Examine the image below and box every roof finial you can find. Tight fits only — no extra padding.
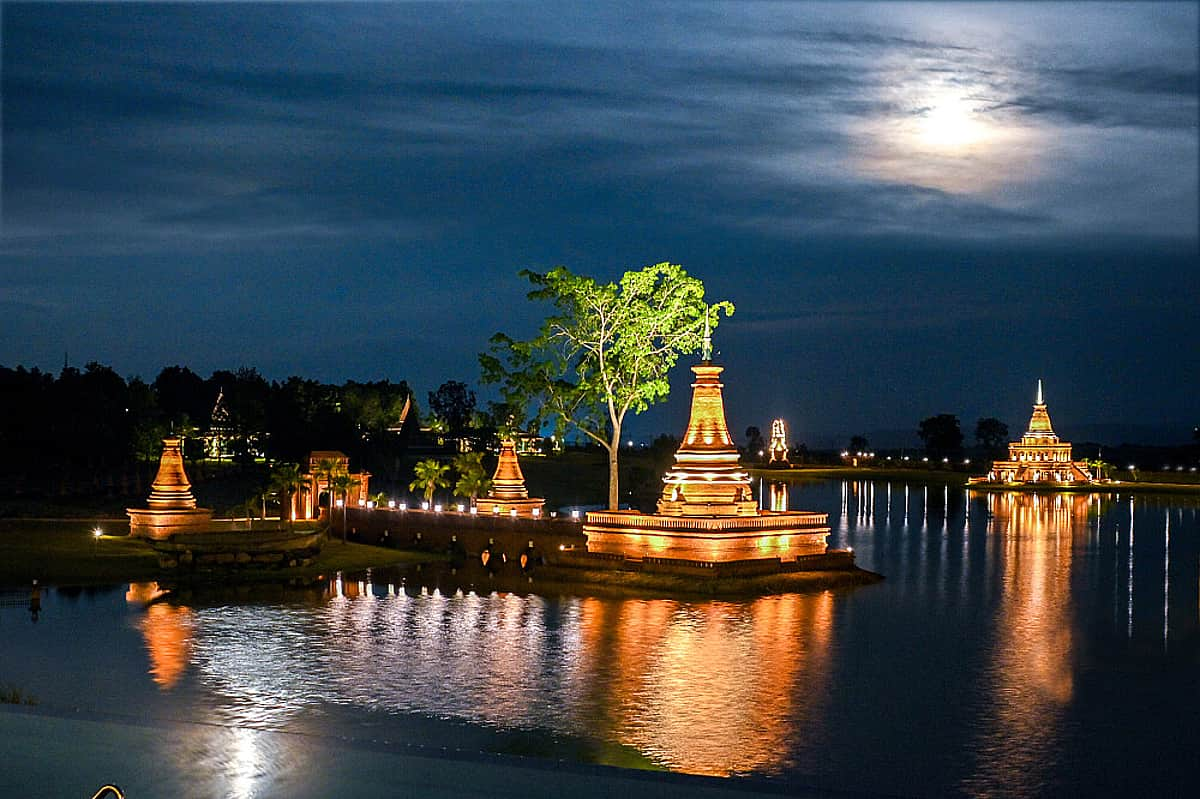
[701,307,712,362]
[1036,378,1043,405]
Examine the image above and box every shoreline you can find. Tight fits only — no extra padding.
[0,517,882,599]
[750,466,1200,494]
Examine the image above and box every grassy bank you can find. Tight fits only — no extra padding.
[0,519,440,587]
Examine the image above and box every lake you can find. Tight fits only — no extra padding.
[2,480,1197,797]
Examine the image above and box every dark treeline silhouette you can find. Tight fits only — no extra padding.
[0,363,416,501]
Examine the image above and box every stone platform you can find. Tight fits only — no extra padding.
[582,509,830,563]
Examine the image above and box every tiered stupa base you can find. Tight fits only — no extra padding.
[476,439,545,519]
[476,497,545,518]
[582,357,831,568]
[127,436,216,540]
[584,509,829,563]
[128,507,216,541]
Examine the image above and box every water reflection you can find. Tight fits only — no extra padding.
[572,592,834,775]
[963,492,1090,796]
[86,481,1200,796]
[128,583,194,689]
[128,569,837,777]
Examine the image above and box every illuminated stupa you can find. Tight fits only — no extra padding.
[767,418,791,467]
[584,325,828,563]
[127,437,215,539]
[974,381,1093,485]
[476,439,545,518]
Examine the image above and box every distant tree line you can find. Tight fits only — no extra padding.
[0,362,418,499]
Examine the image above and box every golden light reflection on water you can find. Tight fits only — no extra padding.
[963,491,1095,796]
[573,592,834,775]
[135,576,837,777]
[128,582,194,690]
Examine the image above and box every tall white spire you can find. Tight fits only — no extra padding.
[1036,378,1044,405]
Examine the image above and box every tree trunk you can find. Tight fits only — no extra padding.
[607,433,620,510]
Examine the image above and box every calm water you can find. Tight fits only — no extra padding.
[3,481,1198,797]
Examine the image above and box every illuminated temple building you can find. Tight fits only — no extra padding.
[476,439,545,518]
[127,437,214,539]
[973,381,1093,485]
[584,332,828,564]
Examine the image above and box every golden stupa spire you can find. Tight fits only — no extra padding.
[147,437,198,509]
[490,439,530,500]
[1025,379,1056,437]
[657,325,756,517]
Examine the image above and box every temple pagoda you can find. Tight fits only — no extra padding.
[476,439,545,518]
[974,380,1093,485]
[584,325,828,563]
[127,437,215,539]
[767,418,790,467]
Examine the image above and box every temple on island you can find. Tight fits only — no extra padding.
[583,326,828,563]
[476,439,545,518]
[127,437,215,539]
[972,380,1093,485]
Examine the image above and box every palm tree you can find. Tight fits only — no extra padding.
[312,457,342,521]
[328,472,362,543]
[409,459,450,505]
[266,463,306,530]
[1087,459,1112,481]
[236,496,260,530]
[453,452,492,508]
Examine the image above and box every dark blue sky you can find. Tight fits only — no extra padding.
[2,2,1196,445]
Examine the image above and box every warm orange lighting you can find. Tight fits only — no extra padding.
[584,349,829,562]
[767,419,790,466]
[476,439,545,517]
[132,592,195,689]
[973,381,1093,485]
[573,592,834,775]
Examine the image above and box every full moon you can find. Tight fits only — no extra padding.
[915,91,989,151]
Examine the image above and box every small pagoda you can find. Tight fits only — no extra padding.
[127,437,215,539]
[767,418,791,467]
[476,439,545,518]
[584,325,828,563]
[973,380,1093,485]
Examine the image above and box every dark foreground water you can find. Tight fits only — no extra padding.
[2,481,1198,797]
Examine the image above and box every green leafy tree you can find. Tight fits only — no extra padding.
[428,381,477,438]
[409,459,451,504]
[848,435,869,454]
[481,263,732,509]
[453,451,492,506]
[975,417,1009,460]
[918,414,964,462]
[266,462,307,529]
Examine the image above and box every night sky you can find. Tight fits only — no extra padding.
[2,2,1196,445]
